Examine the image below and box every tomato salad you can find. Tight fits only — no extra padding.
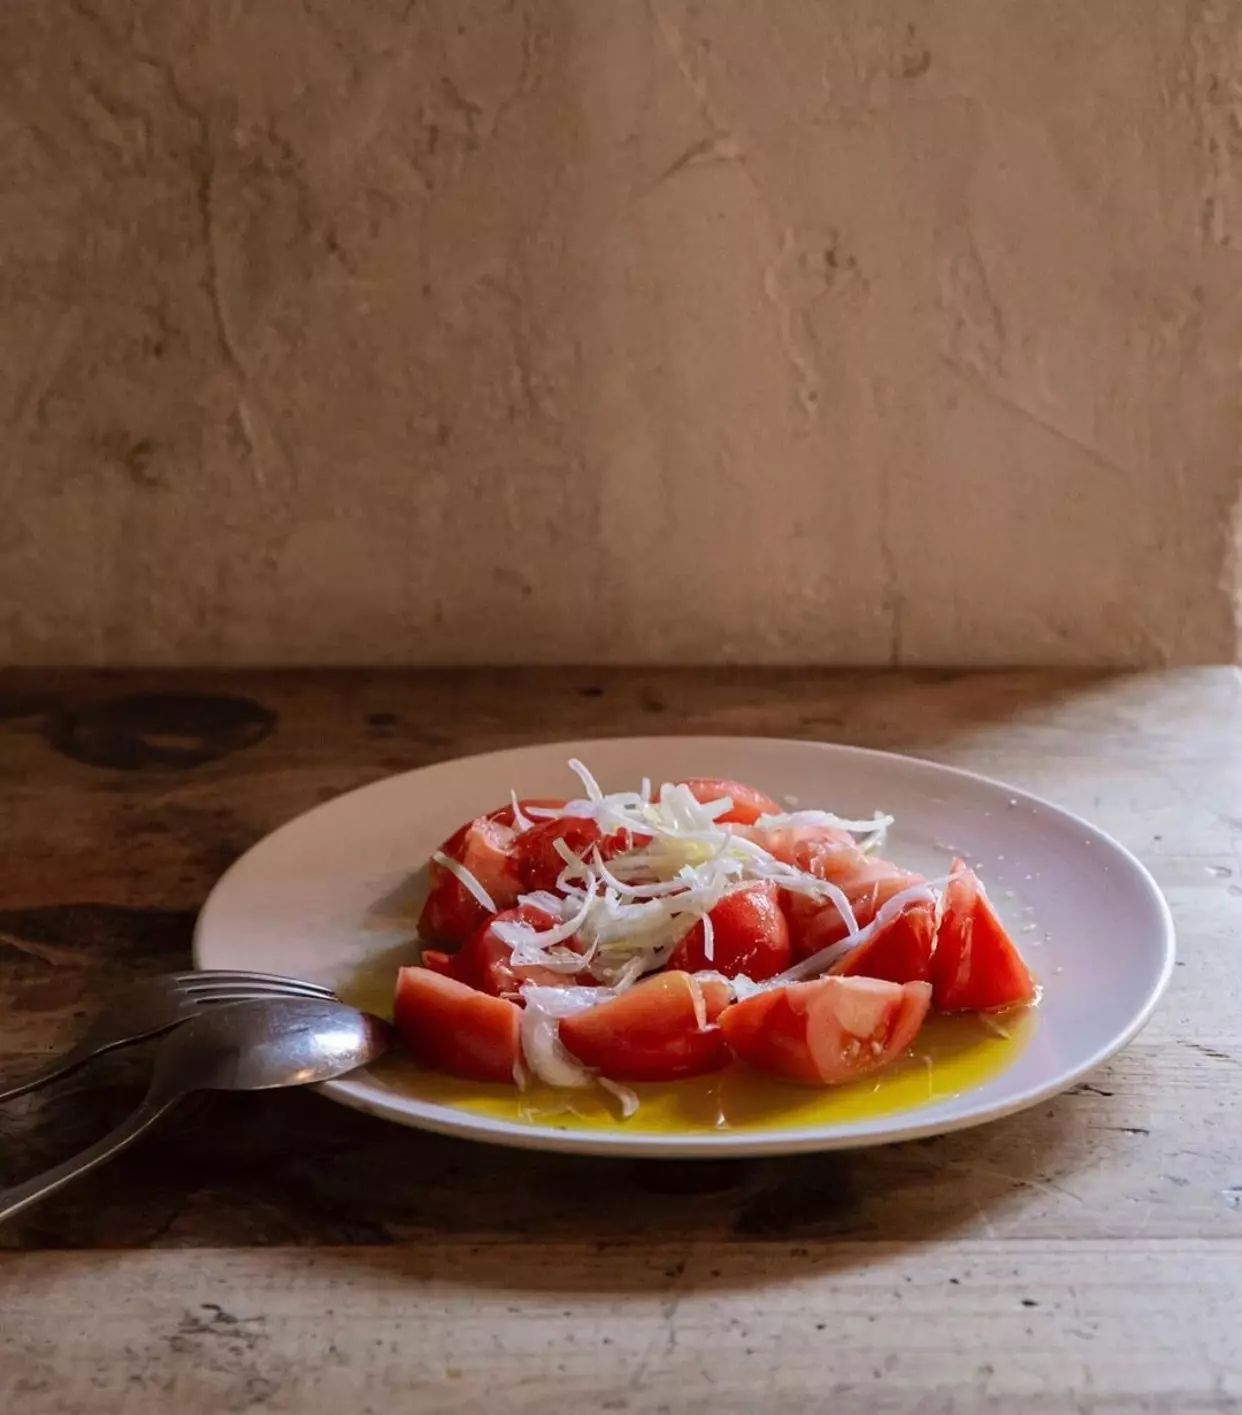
[393,763,1038,1116]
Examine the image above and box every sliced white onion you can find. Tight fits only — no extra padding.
[591,849,692,899]
[568,758,605,802]
[517,984,617,1089]
[606,955,648,991]
[773,879,946,985]
[776,928,872,981]
[517,889,571,918]
[724,973,764,1002]
[523,943,596,975]
[873,877,946,931]
[687,973,708,1031]
[430,850,497,914]
[443,758,923,1012]
[726,837,860,936]
[519,1010,594,1088]
[510,791,534,833]
[598,1078,639,1119]
[522,984,616,1015]
[494,877,596,951]
[553,837,586,866]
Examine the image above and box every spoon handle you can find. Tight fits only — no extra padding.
[0,1094,181,1224]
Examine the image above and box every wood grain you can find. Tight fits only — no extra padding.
[0,667,1239,1412]
[3,1243,1241,1415]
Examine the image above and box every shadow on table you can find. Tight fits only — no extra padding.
[0,1054,1117,1295]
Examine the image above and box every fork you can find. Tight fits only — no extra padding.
[0,970,337,1104]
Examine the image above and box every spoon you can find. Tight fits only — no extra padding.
[0,996,392,1223]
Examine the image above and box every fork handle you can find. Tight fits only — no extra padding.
[0,1040,102,1105]
[0,1093,182,1223]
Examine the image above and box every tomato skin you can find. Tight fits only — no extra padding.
[417,802,567,948]
[932,859,1036,1012]
[666,882,793,980]
[747,823,923,962]
[513,816,604,893]
[830,898,937,985]
[747,823,856,872]
[393,966,521,1083]
[431,904,587,998]
[513,815,649,893]
[418,871,489,949]
[418,815,524,947]
[719,975,931,1085]
[559,971,733,1081]
[781,859,927,961]
[676,778,782,827]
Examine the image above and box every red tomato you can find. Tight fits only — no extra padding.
[782,859,927,961]
[420,949,456,978]
[393,966,521,1083]
[559,971,733,1081]
[747,824,912,961]
[418,815,523,947]
[666,882,793,980]
[514,816,604,892]
[513,815,650,892]
[439,904,590,998]
[719,975,931,1085]
[745,823,856,870]
[830,898,936,985]
[779,891,831,958]
[677,778,782,826]
[932,859,1036,1011]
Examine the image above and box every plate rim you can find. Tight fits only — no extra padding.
[194,734,1177,1158]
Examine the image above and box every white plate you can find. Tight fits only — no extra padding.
[194,737,1174,1157]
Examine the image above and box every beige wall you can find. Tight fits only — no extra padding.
[2,0,1240,666]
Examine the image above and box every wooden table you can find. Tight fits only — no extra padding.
[0,668,1238,1414]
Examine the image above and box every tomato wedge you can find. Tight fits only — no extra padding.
[393,966,521,1083]
[830,898,937,985]
[427,904,588,998]
[512,814,650,893]
[719,975,931,1085]
[666,882,793,980]
[932,859,1036,1011]
[559,971,733,1081]
[420,948,456,978]
[513,816,604,892]
[745,822,856,871]
[417,815,523,947]
[747,824,928,964]
[677,778,782,826]
[780,858,927,962]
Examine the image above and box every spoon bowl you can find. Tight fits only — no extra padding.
[147,996,392,1099]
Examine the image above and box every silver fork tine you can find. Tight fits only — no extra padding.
[168,970,335,993]
[183,981,338,1001]
[184,989,345,1007]
[178,973,334,992]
